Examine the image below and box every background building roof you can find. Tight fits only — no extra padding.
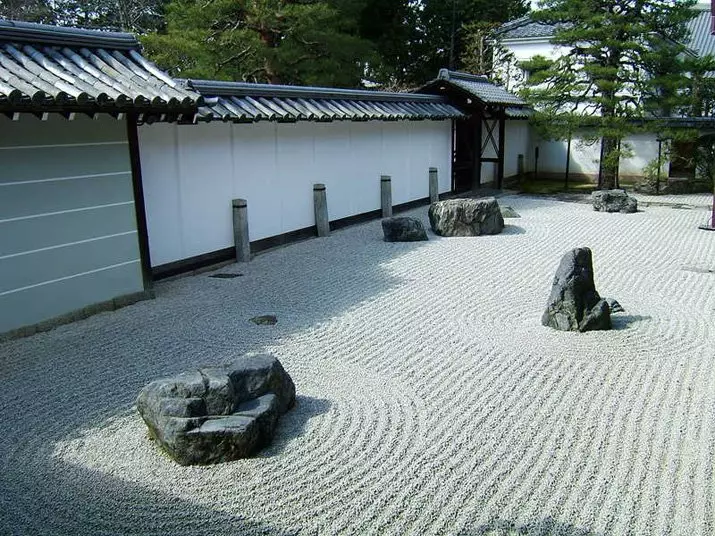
[496,16,561,41]
[0,19,201,113]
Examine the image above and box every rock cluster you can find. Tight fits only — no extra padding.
[542,247,613,332]
[592,190,638,213]
[381,217,428,242]
[137,354,295,465]
[428,198,504,236]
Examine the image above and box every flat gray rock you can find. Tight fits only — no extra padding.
[137,354,295,465]
[541,247,612,332]
[592,189,638,213]
[428,198,504,236]
[381,217,428,242]
[500,206,520,218]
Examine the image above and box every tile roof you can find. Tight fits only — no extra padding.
[496,16,560,40]
[498,7,715,59]
[187,79,464,122]
[419,69,527,107]
[686,8,715,58]
[0,19,201,113]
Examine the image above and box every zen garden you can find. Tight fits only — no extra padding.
[1,0,715,535]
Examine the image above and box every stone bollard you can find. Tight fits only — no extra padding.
[381,175,393,218]
[313,184,330,237]
[232,198,251,262]
[429,167,439,203]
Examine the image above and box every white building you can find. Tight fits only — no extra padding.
[496,2,715,185]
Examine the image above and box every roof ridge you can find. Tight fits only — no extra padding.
[186,79,451,103]
[437,69,489,83]
[496,15,534,34]
[0,19,139,50]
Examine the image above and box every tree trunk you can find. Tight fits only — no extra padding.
[598,136,619,190]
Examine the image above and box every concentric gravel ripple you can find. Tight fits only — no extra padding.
[1,195,714,535]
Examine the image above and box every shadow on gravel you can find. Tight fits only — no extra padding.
[0,460,295,536]
[0,196,594,534]
[460,516,601,536]
[502,225,526,235]
[263,395,332,458]
[611,314,652,330]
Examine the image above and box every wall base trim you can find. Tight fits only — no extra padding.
[152,194,444,280]
[0,289,155,343]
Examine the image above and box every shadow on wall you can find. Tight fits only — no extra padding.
[459,517,601,536]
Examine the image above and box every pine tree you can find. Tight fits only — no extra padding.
[523,0,699,189]
[141,0,374,87]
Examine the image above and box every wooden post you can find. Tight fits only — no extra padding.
[429,167,439,203]
[313,183,330,237]
[517,154,524,178]
[497,111,506,189]
[232,198,250,262]
[381,175,392,218]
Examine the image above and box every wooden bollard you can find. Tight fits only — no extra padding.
[429,167,439,203]
[313,184,330,237]
[381,175,392,218]
[232,198,250,262]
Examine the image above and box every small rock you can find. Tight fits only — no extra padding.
[592,189,638,213]
[541,247,612,332]
[381,217,428,242]
[500,206,521,218]
[606,298,624,313]
[428,198,504,236]
[250,315,277,325]
[137,354,295,465]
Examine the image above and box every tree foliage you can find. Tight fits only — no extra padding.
[522,0,699,189]
[1,0,528,87]
[0,0,167,32]
[141,0,374,86]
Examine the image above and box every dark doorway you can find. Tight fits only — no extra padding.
[453,118,475,192]
[669,141,696,178]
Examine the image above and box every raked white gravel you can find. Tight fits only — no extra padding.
[1,194,714,536]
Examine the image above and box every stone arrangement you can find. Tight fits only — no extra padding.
[542,247,614,332]
[137,354,295,465]
[381,217,428,242]
[428,198,504,236]
[592,189,638,213]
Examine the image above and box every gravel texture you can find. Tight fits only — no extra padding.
[1,195,714,536]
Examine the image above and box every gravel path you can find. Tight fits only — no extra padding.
[1,195,714,536]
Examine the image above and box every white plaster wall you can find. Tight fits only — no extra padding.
[140,120,452,267]
[504,120,531,178]
[533,132,660,178]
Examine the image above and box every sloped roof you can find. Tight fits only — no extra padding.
[0,19,201,113]
[496,16,561,40]
[498,7,715,58]
[188,79,464,123]
[686,8,715,58]
[419,69,526,107]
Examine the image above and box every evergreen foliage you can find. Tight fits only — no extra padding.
[522,0,700,189]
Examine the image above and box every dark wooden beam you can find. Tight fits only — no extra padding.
[497,109,506,189]
[126,113,154,289]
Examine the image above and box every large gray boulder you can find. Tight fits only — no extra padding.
[592,189,638,213]
[137,354,295,465]
[382,217,428,242]
[541,247,612,332]
[428,198,504,236]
